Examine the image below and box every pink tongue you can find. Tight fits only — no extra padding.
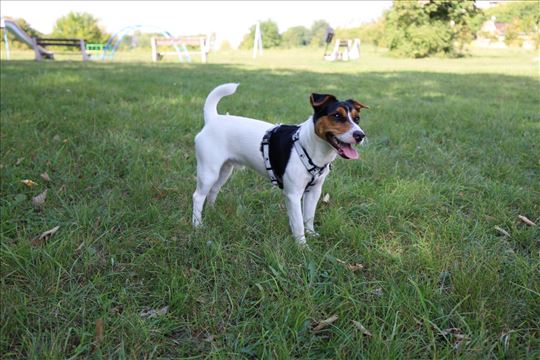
[341,144,359,159]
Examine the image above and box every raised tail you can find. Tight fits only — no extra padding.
[203,83,240,123]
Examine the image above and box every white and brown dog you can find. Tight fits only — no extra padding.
[192,83,368,246]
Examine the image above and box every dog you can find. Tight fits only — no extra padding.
[192,83,368,246]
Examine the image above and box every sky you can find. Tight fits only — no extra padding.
[1,1,394,47]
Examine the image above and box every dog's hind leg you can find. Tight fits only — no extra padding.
[207,162,234,207]
[192,162,222,227]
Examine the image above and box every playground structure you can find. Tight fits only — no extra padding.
[324,38,361,61]
[252,21,263,59]
[34,38,89,61]
[1,18,54,60]
[102,24,200,62]
[1,17,90,61]
[151,36,209,63]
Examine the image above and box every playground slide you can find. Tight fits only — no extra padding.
[2,18,54,59]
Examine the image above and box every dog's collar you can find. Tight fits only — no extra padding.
[260,125,329,191]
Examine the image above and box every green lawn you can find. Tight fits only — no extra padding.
[1,47,539,358]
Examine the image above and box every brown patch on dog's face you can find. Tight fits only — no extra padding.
[314,106,353,140]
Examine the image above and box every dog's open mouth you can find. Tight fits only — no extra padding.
[326,134,359,159]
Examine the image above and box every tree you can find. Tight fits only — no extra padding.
[239,20,281,49]
[281,26,310,48]
[384,0,478,58]
[52,12,106,43]
[309,19,331,47]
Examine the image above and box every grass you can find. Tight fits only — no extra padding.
[1,47,539,358]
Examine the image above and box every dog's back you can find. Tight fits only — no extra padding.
[196,83,273,175]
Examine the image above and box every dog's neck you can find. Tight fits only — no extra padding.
[298,117,338,166]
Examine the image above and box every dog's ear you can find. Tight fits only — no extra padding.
[310,93,337,113]
[347,99,369,111]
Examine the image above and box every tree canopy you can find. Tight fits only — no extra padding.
[239,20,281,49]
[52,12,106,43]
[383,0,478,58]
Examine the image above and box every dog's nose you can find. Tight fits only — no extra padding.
[353,131,365,143]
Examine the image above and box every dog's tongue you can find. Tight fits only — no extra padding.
[341,144,359,159]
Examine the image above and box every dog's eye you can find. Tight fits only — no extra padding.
[333,113,342,119]
[353,116,360,123]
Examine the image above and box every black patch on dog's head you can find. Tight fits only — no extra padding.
[310,93,338,120]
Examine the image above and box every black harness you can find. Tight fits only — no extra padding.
[260,125,329,192]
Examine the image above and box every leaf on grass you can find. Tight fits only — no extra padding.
[336,258,364,272]
[95,318,104,344]
[494,226,510,237]
[140,305,169,319]
[346,263,364,272]
[322,193,330,203]
[33,226,60,245]
[440,327,468,349]
[40,172,52,182]
[518,215,536,226]
[373,287,383,297]
[16,157,24,165]
[352,320,372,337]
[312,314,338,332]
[21,179,38,188]
[32,189,48,206]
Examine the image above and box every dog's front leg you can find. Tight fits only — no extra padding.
[303,181,323,236]
[284,191,306,245]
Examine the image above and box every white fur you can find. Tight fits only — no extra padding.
[192,83,356,246]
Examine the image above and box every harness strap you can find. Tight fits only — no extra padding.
[260,126,329,192]
[260,125,282,188]
[292,129,328,192]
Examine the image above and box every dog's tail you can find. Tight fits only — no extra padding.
[203,83,240,122]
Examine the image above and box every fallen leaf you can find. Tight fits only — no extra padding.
[33,226,60,245]
[494,226,510,237]
[95,318,104,345]
[352,320,372,337]
[21,179,38,188]
[59,184,67,193]
[518,215,536,227]
[322,193,330,203]
[312,314,338,332]
[336,258,364,272]
[32,189,48,206]
[16,157,24,165]
[140,305,169,319]
[373,287,383,297]
[40,172,52,182]
[440,327,468,349]
[346,263,364,272]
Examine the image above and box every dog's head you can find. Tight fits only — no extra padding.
[310,93,369,159]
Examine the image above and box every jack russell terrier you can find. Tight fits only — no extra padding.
[192,83,368,246]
